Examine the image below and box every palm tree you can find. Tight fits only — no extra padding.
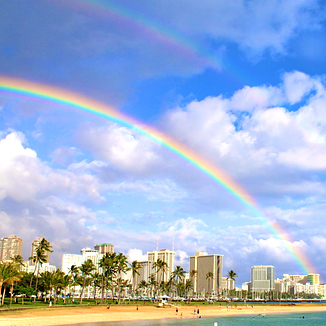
[138,280,148,298]
[51,269,64,305]
[61,274,72,303]
[185,279,193,300]
[172,266,186,283]
[172,266,186,297]
[153,258,168,297]
[79,259,96,304]
[29,238,53,291]
[190,270,197,297]
[0,262,11,305]
[69,264,80,301]
[99,253,117,304]
[148,273,157,301]
[6,264,21,309]
[10,255,25,269]
[115,253,130,303]
[206,272,214,297]
[39,271,52,303]
[130,260,141,297]
[226,270,238,298]
[91,271,101,301]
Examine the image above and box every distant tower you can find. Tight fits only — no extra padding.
[189,252,223,295]
[251,265,275,292]
[0,235,23,261]
[94,243,114,255]
[147,249,175,282]
[30,238,51,265]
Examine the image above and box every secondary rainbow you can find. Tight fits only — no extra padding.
[0,76,316,275]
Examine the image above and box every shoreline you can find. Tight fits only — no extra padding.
[0,303,326,326]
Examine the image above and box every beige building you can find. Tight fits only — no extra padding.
[221,277,235,291]
[147,249,175,282]
[137,261,155,285]
[189,252,223,296]
[30,238,51,265]
[0,234,23,261]
[251,265,275,292]
[94,243,114,255]
[307,273,320,286]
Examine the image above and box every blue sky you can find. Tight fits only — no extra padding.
[1,0,326,284]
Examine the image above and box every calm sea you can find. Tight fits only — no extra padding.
[60,311,326,326]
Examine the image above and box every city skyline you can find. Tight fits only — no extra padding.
[0,233,320,289]
[1,1,326,284]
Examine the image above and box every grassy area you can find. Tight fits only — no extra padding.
[2,298,321,311]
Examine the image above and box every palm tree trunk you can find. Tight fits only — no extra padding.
[9,285,13,309]
[80,277,86,305]
[2,286,6,305]
[101,275,105,304]
[54,287,57,305]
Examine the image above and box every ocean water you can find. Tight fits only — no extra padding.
[60,311,326,326]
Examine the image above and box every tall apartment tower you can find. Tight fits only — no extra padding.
[136,261,155,285]
[307,273,320,286]
[94,243,114,255]
[147,249,175,282]
[251,265,275,292]
[0,235,23,261]
[30,238,51,264]
[189,252,223,296]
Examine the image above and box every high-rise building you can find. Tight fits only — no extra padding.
[307,273,320,286]
[189,252,223,296]
[30,238,51,265]
[251,265,275,292]
[94,243,114,255]
[0,235,23,261]
[147,249,175,282]
[137,261,155,285]
[61,248,103,274]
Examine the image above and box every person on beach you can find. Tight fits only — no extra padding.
[175,307,178,315]
[197,308,200,314]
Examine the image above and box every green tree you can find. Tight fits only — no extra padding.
[172,266,186,297]
[185,279,193,299]
[138,280,148,297]
[69,264,80,301]
[130,260,141,297]
[79,259,96,304]
[226,270,238,298]
[148,273,157,301]
[99,253,117,304]
[190,269,197,297]
[61,274,72,303]
[115,253,130,303]
[29,238,53,291]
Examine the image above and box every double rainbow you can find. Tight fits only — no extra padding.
[0,76,316,275]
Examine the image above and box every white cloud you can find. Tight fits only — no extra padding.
[79,124,161,174]
[161,71,326,203]
[127,249,148,262]
[283,71,316,105]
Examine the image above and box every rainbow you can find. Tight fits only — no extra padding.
[53,0,221,69]
[0,76,316,275]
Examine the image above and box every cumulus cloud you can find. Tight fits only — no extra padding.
[79,124,161,175]
[161,71,326,204]
[127,249,148,262]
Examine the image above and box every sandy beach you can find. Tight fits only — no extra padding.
[0,303,326,326]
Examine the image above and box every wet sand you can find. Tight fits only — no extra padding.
[0,303,326,326]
